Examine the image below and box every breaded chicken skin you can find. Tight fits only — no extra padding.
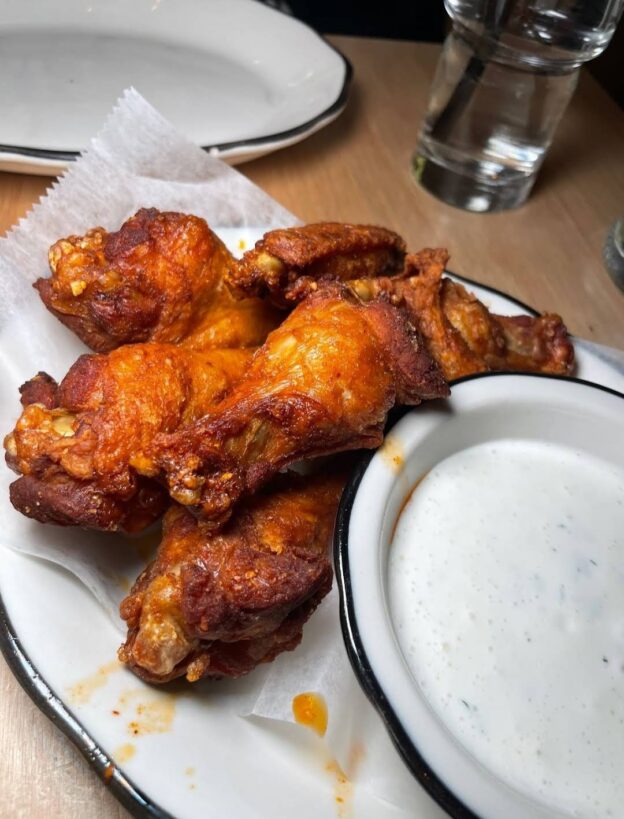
[36,208,277,352]
[119,472,344,682]
[349,249,574,380]
[156,282,448,524]
[5,345,252,531]
[227,222,406,307]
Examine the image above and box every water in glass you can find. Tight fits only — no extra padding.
[415,0,624,212]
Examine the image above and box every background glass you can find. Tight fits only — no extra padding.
[414,0,624,212]
[604,216,624,292]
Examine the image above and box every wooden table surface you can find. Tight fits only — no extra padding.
[1,35,623,819]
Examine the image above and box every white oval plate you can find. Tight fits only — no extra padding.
[1,243,623,818]
[0,0,351,175]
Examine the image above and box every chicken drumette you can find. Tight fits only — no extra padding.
[36,208,280,352]
[119,471,344,682]
[156,282,448,524]
[5,345,252,531]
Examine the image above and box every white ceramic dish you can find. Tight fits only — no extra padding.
[335,373,624,819]
[0,0,351,174]
[1,248,623,818]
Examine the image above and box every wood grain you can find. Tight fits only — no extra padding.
[0,664,129,819]
[1,35,623,819]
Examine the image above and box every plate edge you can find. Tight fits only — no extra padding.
[0,33,353,163]
[0,578,174,819]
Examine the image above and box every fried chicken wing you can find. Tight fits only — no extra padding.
[35,208,274,352]
[9,473,168,533]
[156,283,448,524]
[227,222,406,307]
[5,345,252,531]
[119,472,344,682]
[348,249,574,380]
[182,604,320,681]
[490,312,573,374]
[178,281,282,352]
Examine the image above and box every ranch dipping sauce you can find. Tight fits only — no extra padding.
[388,439,624,818]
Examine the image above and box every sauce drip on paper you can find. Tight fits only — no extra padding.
[292,691,328,737]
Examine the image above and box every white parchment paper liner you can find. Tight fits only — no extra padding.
[0,89,444,812]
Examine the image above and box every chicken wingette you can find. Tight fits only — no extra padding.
[5,345,252,531]
[119,472,344,682]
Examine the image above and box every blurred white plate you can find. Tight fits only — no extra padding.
[0,0,351,175]
[1,245,623,818]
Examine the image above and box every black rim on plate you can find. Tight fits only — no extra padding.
[0,593,172,819]
[334,371,624,819]
[0,36,352,164]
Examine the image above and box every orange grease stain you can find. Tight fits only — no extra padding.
[103,764,114,782]
[129,527,162,563]
[326,759,354,817]
[114,743,136,763]
[390,471,430,543]
[346,741,366,779]
[292,692,359,816]
[184,766,197,790]
[379,434,404,473]
[238,238,247,251]
[66,660,121,705]
[292,692,328,737]
[112,572,131,593]
[115,688,177,737]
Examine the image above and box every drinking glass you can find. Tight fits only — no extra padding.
[604,215,624,291]
[414,0,624,213]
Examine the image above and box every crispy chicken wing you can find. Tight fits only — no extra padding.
[348,249,574,380]
[5,345,252,531]
[119,471,343,682]
[226,222,406,307]
[8,472,167,533]
[156,283,448,524]
[36,208,279,352]
[179,282,282,352]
